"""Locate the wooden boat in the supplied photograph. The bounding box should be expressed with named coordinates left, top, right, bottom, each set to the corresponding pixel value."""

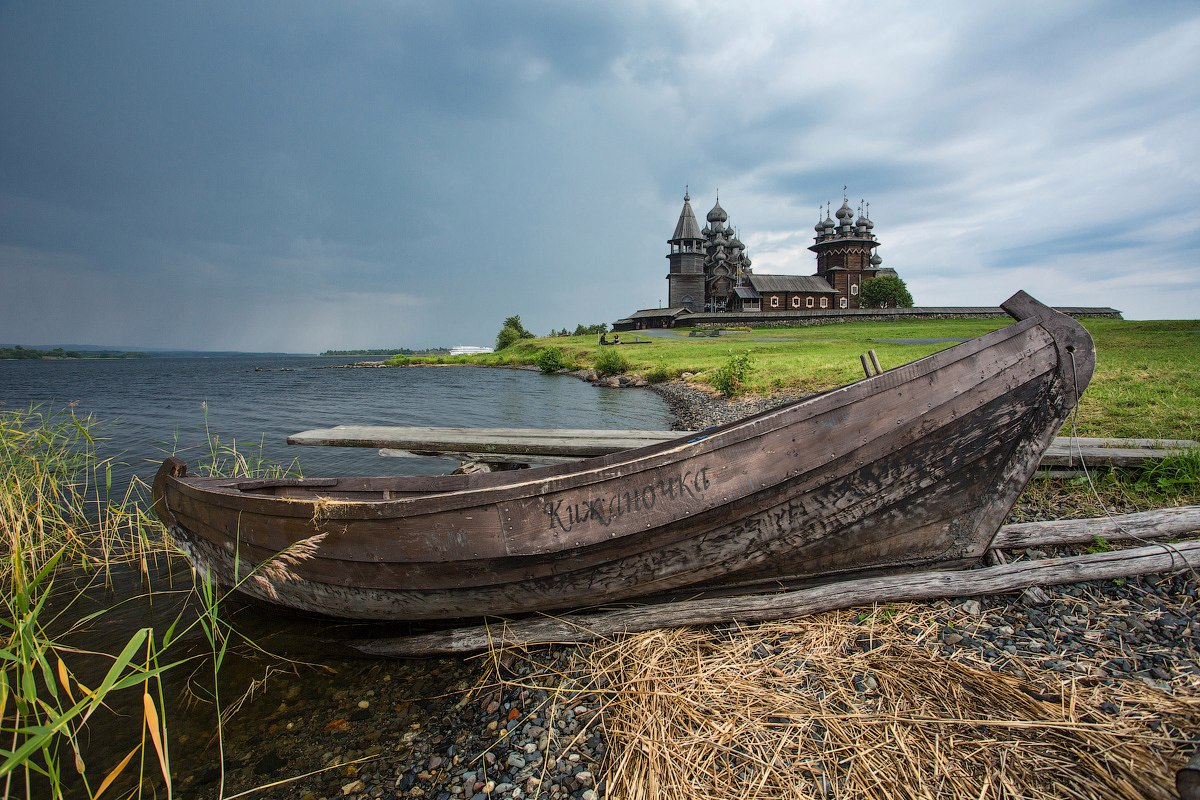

left=152, top=291, right=1095, bottom=621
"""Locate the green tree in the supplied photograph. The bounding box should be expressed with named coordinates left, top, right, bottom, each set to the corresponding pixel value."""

left=859, top=275, right=914, bottom=309
left=496, top=315, right=536, bottom=350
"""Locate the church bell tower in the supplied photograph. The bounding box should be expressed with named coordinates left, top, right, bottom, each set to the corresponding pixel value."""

left=666, top=190, right=706, bottom=311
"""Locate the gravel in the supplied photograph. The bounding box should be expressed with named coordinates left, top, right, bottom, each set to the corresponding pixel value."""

left=209, top=381, right=1197, bottom=800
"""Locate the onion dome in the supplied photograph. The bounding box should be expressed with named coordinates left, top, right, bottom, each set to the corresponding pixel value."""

left=714, top=249, right=727, bottom=262
left=856, top=212, right=869, bottom=228
left=822, top=213, right=836, bottom=230
left=701, top=226, right=711, bottom=236
left=707, top=200, right=728, bottom=224
left=870, top=253, right=883, bottom=266
left=814, top=216, right=825, bottom=232
left=731, top=235, right=745, bottom=250
left=864, top=216, right=875, bottom=230
left=836, top=200, right=854, bottom=222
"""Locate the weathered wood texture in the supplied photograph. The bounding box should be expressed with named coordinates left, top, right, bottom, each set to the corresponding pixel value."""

left=288, top=426, right=685, bottom=457
left=993, top=506, right=1200, bottom=549
left=351, top=538, right=1200, bottom=656
left=290, top=426, right=1195, bottom=469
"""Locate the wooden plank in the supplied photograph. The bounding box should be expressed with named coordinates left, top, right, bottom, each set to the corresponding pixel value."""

left=290, top=425, right=1196, bottom=467
left=349, top=538, right=1200, bottom=656
left=287, top=425, right=690, bottom=457
left=1040, top=443, right=1194, bottom=467
left=991, top=505, right=1200, bottom=549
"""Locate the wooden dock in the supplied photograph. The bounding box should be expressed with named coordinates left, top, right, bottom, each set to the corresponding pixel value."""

left=288, top=425, right=1197, bottom=469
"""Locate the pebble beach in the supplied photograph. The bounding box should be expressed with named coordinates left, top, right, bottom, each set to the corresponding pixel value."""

left=205, top=382, right=1199, bottom=800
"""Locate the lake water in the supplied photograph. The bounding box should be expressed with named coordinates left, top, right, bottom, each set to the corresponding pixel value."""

left=0, top=356, right=673, bottom=796
left=0, top=356, right=674, bottom=486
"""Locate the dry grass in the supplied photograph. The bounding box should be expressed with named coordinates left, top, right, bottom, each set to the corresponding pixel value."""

left=503, top=606, right=1198, bottom=800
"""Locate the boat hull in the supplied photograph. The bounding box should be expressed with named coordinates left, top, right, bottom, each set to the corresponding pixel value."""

left=153, top=292, right=1095, bottom=621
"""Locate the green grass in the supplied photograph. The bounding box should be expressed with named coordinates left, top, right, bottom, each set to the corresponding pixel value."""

left=1067, top=319, right=1200, bottom=442
left=432, top=317, right=1198, bottom=443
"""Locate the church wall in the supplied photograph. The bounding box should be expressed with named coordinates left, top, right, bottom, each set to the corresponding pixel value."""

left=669, top=274, right=706, bottom=311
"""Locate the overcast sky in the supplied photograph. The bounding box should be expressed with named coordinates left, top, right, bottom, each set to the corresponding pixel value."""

left=1, top=1, right=1197, bottom=352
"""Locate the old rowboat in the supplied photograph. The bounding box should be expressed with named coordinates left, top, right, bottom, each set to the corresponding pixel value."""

left=152, top=291, right=1095, bottom=621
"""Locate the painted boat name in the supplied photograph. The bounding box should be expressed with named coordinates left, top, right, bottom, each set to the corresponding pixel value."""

left=545, top=467, right=712, bottom=532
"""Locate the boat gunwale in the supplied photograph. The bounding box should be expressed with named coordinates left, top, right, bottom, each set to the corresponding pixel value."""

left=163, top=313, right=1051, bottom=522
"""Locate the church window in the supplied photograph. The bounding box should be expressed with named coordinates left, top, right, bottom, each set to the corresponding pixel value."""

left=770, top=296, right=780, bottom=308
left=791, top=296, right=801, bottom=308
left=806, top=297, right=814, bottom=309
left=840, top=297, right=848, bottom=309
left=851, top=283, right=859, bottom=296
left=820, top=297, right=829, bottom=309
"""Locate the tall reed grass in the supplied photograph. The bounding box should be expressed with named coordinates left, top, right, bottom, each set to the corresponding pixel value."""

left=1, top=405, right=324, bottom=798
left=0, top=406, right=177, bottom=797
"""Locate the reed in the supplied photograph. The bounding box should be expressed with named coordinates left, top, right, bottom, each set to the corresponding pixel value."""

left=0, top=406, right=177, bottom=798
left=0, top=405, right=324, bottom=798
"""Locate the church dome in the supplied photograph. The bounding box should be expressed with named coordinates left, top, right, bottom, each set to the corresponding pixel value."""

left=836, top=200, right=854, bottom=222
left=870, top=253, right=883, bottom=266
left=731, top=235, right=745, bottom=250
left=707, top=201, right=728, bottom=223
left=823, top=214, right=836, bottom=230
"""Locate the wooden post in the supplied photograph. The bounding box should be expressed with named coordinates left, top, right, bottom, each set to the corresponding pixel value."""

left=860, top=353, right=874, bottom=378
left=868, top=349, right=883, bottom=375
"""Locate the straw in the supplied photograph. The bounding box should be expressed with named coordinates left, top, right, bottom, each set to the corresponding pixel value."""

left=501, top=604, right=1198, bottom=799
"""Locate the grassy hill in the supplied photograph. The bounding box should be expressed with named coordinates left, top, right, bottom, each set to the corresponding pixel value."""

left=393, top=317, right=1200, bottom=443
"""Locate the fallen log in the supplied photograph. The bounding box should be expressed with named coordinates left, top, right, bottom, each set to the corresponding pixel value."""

left=991, top=505, right=1200, bottom=549
left=350, top=539, right=1200, bottom=657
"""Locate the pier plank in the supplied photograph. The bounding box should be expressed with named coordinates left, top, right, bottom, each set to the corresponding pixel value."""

left=288, top=425, right=1195, bottom=468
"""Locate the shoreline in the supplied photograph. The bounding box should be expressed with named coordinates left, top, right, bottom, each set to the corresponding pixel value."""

left=205, top=385, right=1199, bottom=800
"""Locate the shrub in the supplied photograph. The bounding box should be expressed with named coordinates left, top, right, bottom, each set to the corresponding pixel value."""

left=644, top=363, right=671, bottom=384
left=534, top=346, right=567, bottom=373
left=594, top=347, right=630, bottom=377
left=710, top=350, right=756, bottom=397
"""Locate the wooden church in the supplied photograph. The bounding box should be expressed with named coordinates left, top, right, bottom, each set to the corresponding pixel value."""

left=665, top=189, right=899, bottom=314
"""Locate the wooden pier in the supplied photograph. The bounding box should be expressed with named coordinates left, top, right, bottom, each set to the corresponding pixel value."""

left=288, top=425, right=1197, bottom=470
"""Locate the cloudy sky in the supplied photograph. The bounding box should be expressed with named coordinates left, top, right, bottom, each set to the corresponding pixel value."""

left=1, top=1, right=1197, bottom=352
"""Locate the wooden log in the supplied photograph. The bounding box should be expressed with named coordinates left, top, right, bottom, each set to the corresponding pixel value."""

left=992, top=506, right=1200, bottom=549
left=349, top=539, right=1200, bottom=657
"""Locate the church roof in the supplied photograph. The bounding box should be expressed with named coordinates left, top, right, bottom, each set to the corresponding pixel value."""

left=670, top=193, right=702, bottom=241
left=627, top=307, right=691, bottom=319
left=748, top=274, right=837, bottom=294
